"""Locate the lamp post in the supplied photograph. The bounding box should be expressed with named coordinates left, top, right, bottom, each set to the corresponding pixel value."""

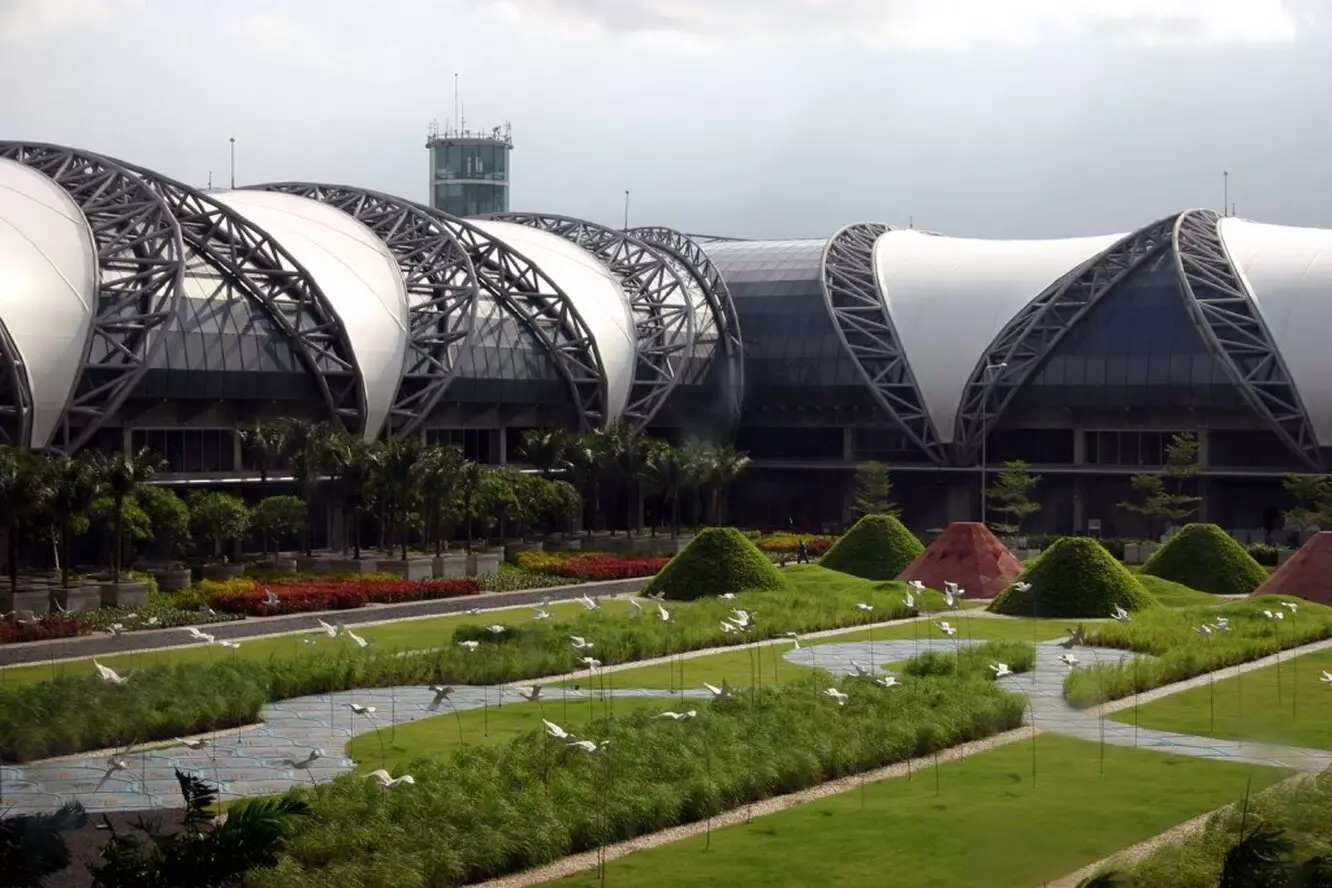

left=229, top=137, right=236, bottom=189
left=979, top=362, right=1007, bottom=525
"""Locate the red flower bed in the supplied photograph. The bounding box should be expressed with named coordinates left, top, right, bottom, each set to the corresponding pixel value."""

left=552, top=554, right=668, bottom=582
left=0, top=614, right=87, bottom=644
left=211, top=578, right=482, bottom=616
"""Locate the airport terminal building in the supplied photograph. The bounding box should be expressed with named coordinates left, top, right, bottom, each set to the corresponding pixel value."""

left=2, top=141, right=1329, bottom=536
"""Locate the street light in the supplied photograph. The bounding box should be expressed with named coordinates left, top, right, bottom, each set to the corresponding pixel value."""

left=979, top=362, right=1007, bottom=525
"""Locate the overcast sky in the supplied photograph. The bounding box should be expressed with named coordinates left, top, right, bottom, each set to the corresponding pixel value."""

left=3, top=0, right=1330, bottom=238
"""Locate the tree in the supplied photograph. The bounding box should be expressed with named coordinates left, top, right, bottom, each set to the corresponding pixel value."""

left=518, top=428, right=575, bottom=478
left=39, top=453, right=100, bottom=588
left=188, top=492, right=250, bottom=562
left=0, top=801, right=87, bottom=888
left=92, top=448, right=164, bottom=581
left=88, top=770, right=308, bottom=888
left=278, top=419, right=334, bottom=556
left=1281, top=473, right=1332, bottom=530
left=238, top=421, right=288, bottom=487
left=0, top=447, right=45, bottom=595
left=1120, top=431, right=1202, bottom=538
left=418, top=444, right=464, bottom=556
left=250, top=495, right=307, bottom=556
left=985, top=459, right=1042, bottom=536
left=322, top=432, right=379, bottom=560
left=475, top=468, right=519, bottom=541
left=456, top=459, right=485, bottom=550
left=852, top=461, right=898, bottom=519
left=644, top=442, right=690, bottom=538
left=699, top=443, right=750, bottom=526
left=378, top=435, right=423, bottom=559
left=544, top=479, right=582, bottom=535
left=135, top=486, right=191, bottom=563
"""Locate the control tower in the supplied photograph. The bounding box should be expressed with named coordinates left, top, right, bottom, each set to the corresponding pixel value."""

left=427, top=119, right=513, bottom=217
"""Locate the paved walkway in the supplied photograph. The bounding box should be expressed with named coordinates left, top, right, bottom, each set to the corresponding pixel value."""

left=4, top=637, right=1331, bottom=816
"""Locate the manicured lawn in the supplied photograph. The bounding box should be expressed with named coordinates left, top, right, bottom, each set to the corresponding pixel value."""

left=1112, top=647, right=1332, bottom=750
left=554, top=735, right=1290, bottom=888
left=1137, top=574, right=1230, bottom=609
left=346, top=695, right=668, bottom=774
left=0, top=600, right=629, bottom=687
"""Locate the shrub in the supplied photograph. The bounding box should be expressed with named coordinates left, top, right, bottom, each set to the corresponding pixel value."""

left=551, top=554, right=666, bottom=582
left=513, top=550, right=571, bottom=573
left=755, top=532, right=836, bottom=556
left=252, top=676, right=1025, bottom=888
left=818, top=514, right=924, bottom=581
left=990, top=537, right=1157, bottom=618
left=643, top=527, right=787, bottom=600
left=0, top=614, right=86, bottom=644
left=1140, top=523, right=1269, bottom=596
left=210, top=579, right=481, bottom=616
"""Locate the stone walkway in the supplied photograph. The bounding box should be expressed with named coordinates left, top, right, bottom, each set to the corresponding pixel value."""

left=4, top=636, right=1331, bottom=816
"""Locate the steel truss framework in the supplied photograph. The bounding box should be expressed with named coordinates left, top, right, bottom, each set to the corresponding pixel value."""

left=95, top=171, right=365, bottom=434
left=952, top=215, right=1179, bottom=466
left=0, top=318, right=31, bottom=447
left=820, top=222, right=949, bottom=464
left=1173, top=209, right=1322, bottom=469
left=630, top=224, right=745, bottom=432
left=0, top=142, right=185, bottom=452
left=484, top=213, right=695, bottom=430
left=256, top=183, right=481, bottom=436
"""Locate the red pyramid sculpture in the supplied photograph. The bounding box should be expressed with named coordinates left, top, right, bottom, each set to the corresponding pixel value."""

left=896, top=522, right=1024, bottom=599
left=1253, top=531, right=1332, bottom=605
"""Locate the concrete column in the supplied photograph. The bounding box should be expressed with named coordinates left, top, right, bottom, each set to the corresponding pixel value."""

left=947, top=481, right=973, bottom=523
left=497, top=426, right=508, bottom=465
left=1073, top=426, right=1087, bottom=465
left=1195, top=428, right=1210, bottom=468
left=842, top=426, right=854, bottom=462
left=1198, top=476, right=1213, bottom=523
left=1073, top=475, right=1086, bottom=532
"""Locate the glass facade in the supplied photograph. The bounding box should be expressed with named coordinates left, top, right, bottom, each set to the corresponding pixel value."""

left=130, top=428, right=236, bottom=473
left=429, top=138, right=510, bottom=217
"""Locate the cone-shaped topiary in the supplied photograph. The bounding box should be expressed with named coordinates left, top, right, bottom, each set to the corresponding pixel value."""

left=1140, top=523, right=1268, bottom=596
left=642, top=527, right=788, bottom=601
left=990, top=537, right=1157, bottom=617
left=819, top=514, right=925, bottom=581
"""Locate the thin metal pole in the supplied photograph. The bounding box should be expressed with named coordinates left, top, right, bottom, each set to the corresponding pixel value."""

left=623, top=190, right=630, bottom=230
left=229, top=137, right=236, bottom=189
left=1223, top=171, right=1229, bottom=217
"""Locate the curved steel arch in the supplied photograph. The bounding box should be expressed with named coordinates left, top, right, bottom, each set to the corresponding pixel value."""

left=951, top=214, right=1179, bottom=466
left=0, top=319, right=33, bottom=447
left=0, top=142, right=185, bottom=452
left=629, top=224, right=745, bottom=433
left=1173, top=209, right=1322, bottom=469
left=820, top=222, right=948, bottom=464
left=92, top=169, right=365, bottom=434
left=483, top=213, right=695, bottom=430
left=252, top=183, right=480, bottom=436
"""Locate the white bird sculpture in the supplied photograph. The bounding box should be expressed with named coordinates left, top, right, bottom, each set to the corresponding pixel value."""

left=262, top=588, right=280, bottom=608
left=657, top=603, right=671, bottom=622
left=703, top=682, right=732, bottom=699
left=720, top=592, right=737, bottom=600
left=731, top=609, right=752, bottom=629
left=427, top=685, right=454, bottom=711
left=466, top=607, right=481, bottom=615
left=176, top=737, right=209, bottom=750
left=875, top=675, right=901, bottom=689
left=935, top=621, right=958, bottom=637
left=317, top=619, right=340, bottom=638
left=1060, top=653, right=1079, bottom=668
left=783, top=631, right=800, bottom=648
left=543, top=719, right=573, bottom=739
left=185, top=627, right=216, bottom=644
left=910, top=580, right=926, bottom=594
left=347, top=702, right=376, bottom=716
left=1111, top=604, right=1131, bottom=624
left=850, top=660, right=873, bottom=677
left=855, top=602, right=874, bottom=613
left=825, top=687, right=849, bottom=706
left=627, top=599, right=643, bottom=619
left=578, top=594, right=599, bottom=611
left=720, top=620, right=738, bottom=634
left=216, top=639, right=241, bottom=650
left=943, top=582, right=961, bottom=610
left=94, top=660, right=130, bottom=685
left=301, top=638, right=317, bottom=646
left=1320, top=670, right=1332, bottom=685
left=280, top=748, right=324, bottom=770
left=458, top=640, right=480, bottom=651
left=569, top=739, right=610, bottom=755
left=570, top=636, right=594, bottom=650
left=486, top=624, right=508, bottom=636
left=94, top=754, right=129, bottom=791
left=1195, top=624, right=1213, bottom=637
left=577, top=656, right=602, bottom=670
left=105, top=624, right=125, bottom=637
left=365, top=768, right=415, bottom=788
left=516, top=685, right=543, bottom=702
left=1281, top=601, right=1300, bottom=614
left=1014, top=581, right=1032, bottom=593
left=144, top=616, right=159, bottom=627
left=990, top=663, right=1013, bottom=678
left=346, top=628, right=371, bottom=648
left=656, top=710, right=697, bottom=721
left=532, top=608, right=551, bottom=621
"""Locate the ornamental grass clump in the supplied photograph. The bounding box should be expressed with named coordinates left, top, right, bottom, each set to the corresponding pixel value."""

left=818, top=514, right=924, bottom=581
left=1140, top=522, right=1269, bottom=597
left=252, top=668, right=1025, bottom=888
left=990, top=537, right=1157, bottom=618
left=1062, top=595, right=1332, bottom=709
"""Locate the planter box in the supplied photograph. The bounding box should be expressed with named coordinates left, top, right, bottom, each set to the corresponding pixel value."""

left=151, top=568, right=193, bottom=592
left=504, top=539, right=544, bottom=563
left=327, top=558, right=383, bottom=575
left=99, top=581, right=150, bottom=609
left=599, top=535, right=655, bottom=554
left=50, top=584, right=102, bottom=614
left=377, top=557, right=435, bottom=581
left=433, top=553, right=470, bottom=579
left=0, top=588, right=50, bottom=617
left=201, top=563, right=246, bottom=582
left=544, top=535, right=582, bottom=551
left=1123, top=542, right=1142, bottom=565
left=466, top=552, right=501, bottom=577
left=295, top=555, right=336, bottom=574
left=247, top=558, right=298, bottom=575
left=1140, top=542, right=1161, bottom=561
left=642, top=536, right=691, bottom=556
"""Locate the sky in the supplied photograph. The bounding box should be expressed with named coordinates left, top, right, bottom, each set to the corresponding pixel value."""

left=2, top=0, right=1331, bottom=239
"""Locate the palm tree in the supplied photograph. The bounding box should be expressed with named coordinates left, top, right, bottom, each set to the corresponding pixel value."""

left=278, top=419, right=334, bottom=556
left=0, top=446, right=45, bottom=596
left=456, top=459, right=485, bottom=550
left=578, top=427, right=621, bottom=534
left=681, top=439, right=710, bottom=531
left=643, top=441, right=689, bottom=538
left=323, top=432, right=380, bottom=560
left=379, top=435, right=423, bottom=559
left=91, top=448, right=163, bottom=581
left=700, top=443, right=750, bottom=526
left=609, top=424, right=651, bottom=536
left=237, top=420, right=289, bottom=487
left=41, top=453, right=101, bottom=588
left=418, top=444, right=463, bottom=556
left=518, top=428, right=574, bottom=479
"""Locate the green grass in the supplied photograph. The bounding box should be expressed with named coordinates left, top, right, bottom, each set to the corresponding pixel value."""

left=1111, top=647, right=1332, bottom=750
left=1138, top=574, right=1230, bottom=608
left=0, top=600, right=619, bottom=688
left=551, top=736, right=1290, bottom=888
left=347, top=696, right=670, bottom=774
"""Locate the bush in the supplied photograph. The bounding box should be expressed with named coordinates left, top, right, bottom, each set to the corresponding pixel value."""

left=209, top=579, right=481, bottom=616
left=1140, top=523, right=1269, bottom=596
left=551, top=554, right=666, bottom=582
left=0, top=614, right=86, bottom=644
left=755, top=532, right=836, bottom=556
left=252, top=675, right=1025, bottom=888
left=818, top=514, right=924, bottom=581
left=1245, top=542, right=1282, bottom=567
left=642, top=527, right=787, bottom=600
left=990, top=537, right=1157, bottom=618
